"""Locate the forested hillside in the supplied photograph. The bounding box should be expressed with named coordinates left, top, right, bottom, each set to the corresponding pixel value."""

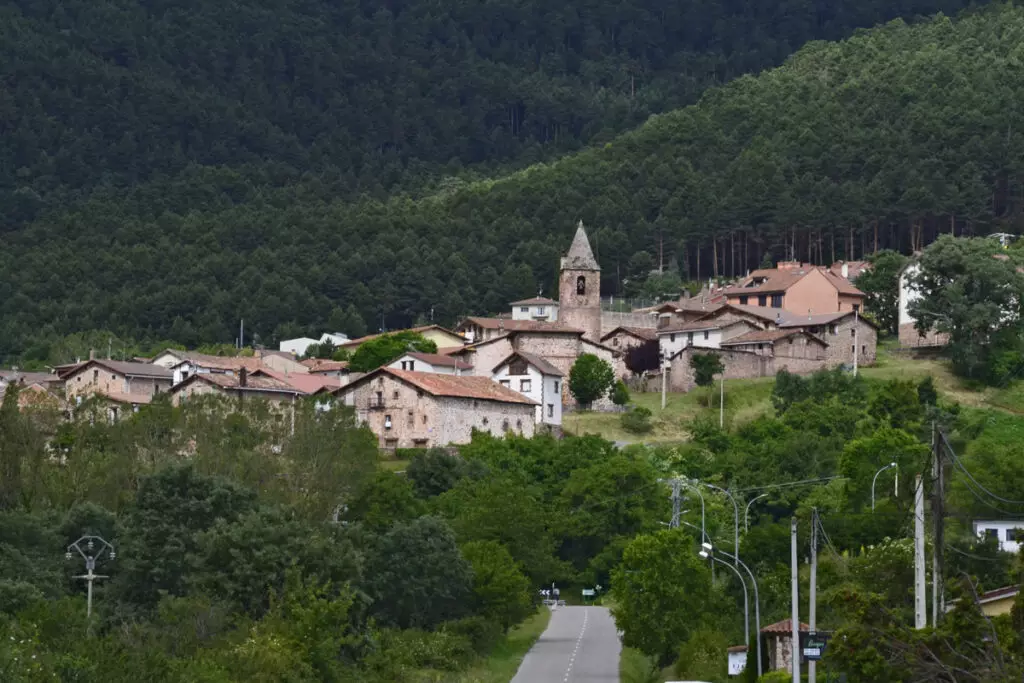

left=6, top=2, right=1024, bottom=361
left=0, top=0, right=974, bottom=225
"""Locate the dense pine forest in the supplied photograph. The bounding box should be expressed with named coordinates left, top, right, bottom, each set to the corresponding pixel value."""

left=3, top=0, right=1021, bottom=360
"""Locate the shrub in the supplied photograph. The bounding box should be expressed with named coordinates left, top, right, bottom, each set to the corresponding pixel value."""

left=621, top=407, right=653, bottom=435
left=611, top=380, right=631, bottom=406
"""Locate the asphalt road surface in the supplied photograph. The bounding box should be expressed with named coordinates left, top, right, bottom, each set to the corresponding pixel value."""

left=511, top=606, right=621, bottom=683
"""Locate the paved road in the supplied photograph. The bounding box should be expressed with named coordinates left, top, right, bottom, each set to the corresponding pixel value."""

left=512, top=606, right=621, bottom=683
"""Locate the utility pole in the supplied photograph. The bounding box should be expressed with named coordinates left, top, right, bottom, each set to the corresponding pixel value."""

left=932, top=423, right=944, bottom=625
left=661, top=355, right=668, bottom=410
left=914, top=473, right=927, bottom=629
left=809, top=510, right=818, bottom=683
left=66, top=535, right=116, bottom=623
left=852, top=309, right=859, bottom=376
left=790, top=517, right=800, bottom=683
left=239, top=319, right=244, bottom=349
left=668, top=478, right=682, bottom=529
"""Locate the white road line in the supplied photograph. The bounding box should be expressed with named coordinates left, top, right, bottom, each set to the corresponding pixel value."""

left=562, top=609, right=589, bottom=682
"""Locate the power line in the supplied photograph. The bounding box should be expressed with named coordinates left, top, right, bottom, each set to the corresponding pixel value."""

left=940, top=431, right=1024, bottom=506
left=734, top=476, right=846, bottom=493
left=945, top=544, right=1008, bottom=563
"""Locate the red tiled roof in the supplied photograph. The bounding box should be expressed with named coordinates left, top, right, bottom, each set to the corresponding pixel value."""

left=65, top=359, right=173, bottom=380
left=435, top=346, right=466, bottom=356
left=252, top=368, right=341, bottom=394
left=169, top=352, right=263, bottom=372
left=102, top=392, right=155, bottom=405
left=721, top=329, right=826, bottom=346
left=301, top=359, right=350, bottom=373
left=402, top=352, right=473, bottom=370
left=822, top=269, right=866, bottom=297
left=761, top=619, right=809, bottom=634
left=510, top=296, right=558, bottom=306
left=601, top=326, right=658, bottom=342
left=980, top=585, right=1020, bottom=602
left=350, top=368, right=537, bottom=405
left=175, top=372, right=301, bottom=395
left=493, top=351, right=564, bottom=377
left=723, top=268, right=810, bottom=296
left=829, top=261, right=871, bottom=280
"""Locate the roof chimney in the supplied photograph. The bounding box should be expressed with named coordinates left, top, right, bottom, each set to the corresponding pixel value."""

left=239, top=367, right=248, bottom=387
left=89, top=348, right=96, bottom=361
left=841, top=263, right=849, bottom=279
left=808, top=309, right=812, bottom=321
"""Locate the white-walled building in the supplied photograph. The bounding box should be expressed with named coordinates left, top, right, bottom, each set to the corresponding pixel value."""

left=491, top=351, right=563, bottom=430
left=510, top=297, right=559, bottom=322
left=278, top=333, right=350, bottom=357
left=657, top=319, right=759, bottom=359
left=974, top=520, right=1024, bottom=553
left=897, top=260, right=950, bottom=348
left=389, top=352, right=473, bottom=375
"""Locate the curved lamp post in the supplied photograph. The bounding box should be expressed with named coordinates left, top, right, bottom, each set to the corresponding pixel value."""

left=699, top=544, right=749, bottom=648
left=683, top=481, right=707, bottom=543
left=745, top=492, right=769, bottom=532
left=707, top=483, right=739, bottom=565
left=871, top=462, right=898, bottom=511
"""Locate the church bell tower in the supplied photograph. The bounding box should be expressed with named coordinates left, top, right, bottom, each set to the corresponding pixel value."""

left=558, top=221, right=602, bottom=341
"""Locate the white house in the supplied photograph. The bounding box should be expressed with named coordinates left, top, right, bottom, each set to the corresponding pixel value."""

left=973, top=520, right=1024, bottom=553
left=657, top=319, right=759, bottom=359
left=510, top=297, right=559, bottom=322
left=279, top=337, right=320, bottom=357
left=389, top=352, right=473, bottom=375
left=168, top=354, right=262, bottom=385
left=320, top=332, right=350, bottom=346
left=491, top=351, right=563, bottom=430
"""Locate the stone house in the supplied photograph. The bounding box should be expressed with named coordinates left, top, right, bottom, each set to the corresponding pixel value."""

left=256, top=350, right=310, bottom=375
left=168, top=352, right=264, bottom=385
left=389, top=352, right=474, bottom=375
left=600, top=326, right=657, bottom=352
left=723, top=262, right=865, bottom=315
left=511, top=296, right=559, bottom=322
left=778, top=311, right=877, bottom=368
left=63, top=359, right=173, bottom=407
left=720, top=329, right=828, bottom=376
left=338, top=325, right=467, bottom=355
left=667, top=346, right=775, bottom=392
left=492, top=351, right=563, bottom=431
left=657, top=319, right=761, bottom=359
left=761, top=619, right=808, bottom=672
left=335, top=367, right=537, bottom=449
left=170, top=369, right=304, bottom=407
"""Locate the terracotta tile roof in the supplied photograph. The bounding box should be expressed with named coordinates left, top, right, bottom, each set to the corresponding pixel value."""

left=300, top=359, right=350, bottom=373
left=252, top=368, right=341, bottom=394
left=435, top=346, right=466, bottom=356
left=658, top=318, right=741, bottom=334
left=338, top=325, right=466, bottom=349
left=0, top=370, right=60, bottom=385
left=720, top=304, right=788, bottom=322
left=169, top=352, right=263, bottom=372
left=722, top=268, right=809, bottom=296
left=69, top=359, right=173, bottom=380
left=727, top=645, right=749, bottom=653
left=459, top=317, right=584, bottom=334
left=403, top=352, right=473, bottom=370
left=678, top=299, right=726, bottom=313
left=493, top=351, right=565, bottom=377
left=510, top=296, right=559, bottom=306
left=103, top=392, right=155, bottom=405
left=360, top=368, right=537, bottom=405
left=822, top=269, right=866, bottom=297
left=721, top=329, right=827, bottom=346
left=601, top=326, right=658, bottom=342
left=980, top=585, right=1020, bottom=603
left=761, top=619, right=809, bottom=634
left=829, top=260, right=871, bottom=280
left=176, top=372, right=301, bottom=394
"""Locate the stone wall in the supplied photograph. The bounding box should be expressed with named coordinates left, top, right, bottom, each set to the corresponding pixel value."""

left=66, top=365, right=172, bottom=400
left=600, top=311, right=659, bottom=336
left=898, top=323, right=949, bottom=348
left=668, top=348, right=773, bottom=393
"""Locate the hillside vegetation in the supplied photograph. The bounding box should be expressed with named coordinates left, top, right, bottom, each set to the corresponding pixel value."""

left=6, top=2, right=1024, bottom=360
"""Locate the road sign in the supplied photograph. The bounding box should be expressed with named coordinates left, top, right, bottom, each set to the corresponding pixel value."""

left=800, top=631, right=832, bottom=661
left=582, top=589, right=595, bottom=597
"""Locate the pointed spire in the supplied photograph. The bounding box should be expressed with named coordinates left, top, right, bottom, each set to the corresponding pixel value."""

left=561, top=220, right=600, bottom=271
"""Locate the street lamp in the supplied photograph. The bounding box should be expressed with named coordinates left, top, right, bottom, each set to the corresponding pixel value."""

left=698, top=546, right=749, bottom=649
left=683, top=481, right=708, bottom=544
left=707, top=483, right=739, bottom=566
left=715, top=545, right=762, bottom=679
left=871, top=462, right=898, bottom=511
left=65, top=535, right=115, bottom=620
left=744, top=493, right=769, bottom=532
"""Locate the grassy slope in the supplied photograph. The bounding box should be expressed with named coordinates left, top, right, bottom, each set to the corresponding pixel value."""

left=567, top=345, right=1024, bottom=442
left=443, top=609, right=551, bottom=683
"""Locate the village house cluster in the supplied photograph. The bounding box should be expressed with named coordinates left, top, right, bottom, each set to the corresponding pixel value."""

left=3, top=222, right=955, bottom=451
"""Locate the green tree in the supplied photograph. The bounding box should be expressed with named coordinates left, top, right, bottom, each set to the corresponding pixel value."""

left=406, top=449, right=482, bottom=499
left=460, top=541, right=532, bottom=632
left=611, top=530, right=720, bottom=667
left=568, top=354, right=615, bottom=409
left=909, top=235, right=1024, bottom=381
left=689, top=352, right=724, bottom=407
left=366, top=516, right=472, bottom=630
left=610, top=380, right=631, bottom=406
left=346, top=471, right=426, bottom=531
left=855, top=250, right=908, bottom=334
left=348, top=332, right=438, bottom=372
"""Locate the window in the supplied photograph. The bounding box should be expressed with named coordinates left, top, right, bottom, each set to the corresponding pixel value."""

left=985, top=528, right=999, bottom=540
left=739, top=295, right=748, bottom=305
left=407, top=410, right=414, bottom=426
left=502, top=419, right=510, bottom=432
left=535, top=307, right=545, bottom=316
left=576, top=276, right=586, bottom=295
left=1008, top=529, right=1020, bottom=541
left=670, top=333, right=676, bottom=343
left=851, top=345, right=855, bottom=354
left=384, top=415, right=393, bottom=430
left=850, top=329, right=856, bottom=338
left=853, top=304, right=861, bottom=313
left=482, top=417, right=489, bottom=425
left=422, top=414, right=428, bottom=425
left=830, top=324, right=838, bottom=335
left=93, top=370, right=99, bottom=381
left=520, top=379, right=532, bottom=393
left=500, top=379, right=511, bottom=388
left=613, top=338, right=620, bottom=347
left=687, top=332, right=694, bottom=344
left=393, top=390, right=400, bottom=399
left=520, top=306, right=529, bottom=313
left=400, top=360, right=415, bottom=371
left=516, top=419, right=523, bottom=431
left=554, top=381, right=560, bottom=393
left=703, top=330, right=709, bottom=340
left=861, top=345, right=866, bottom=355
left=770, top=294, right=783, bottom=308
left=758, top=295, right=767, bottom=306
left=547, top=404, right=554, bottom=418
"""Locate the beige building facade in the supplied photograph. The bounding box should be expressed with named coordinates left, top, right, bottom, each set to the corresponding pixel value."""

left=63, top=360, right=173, bottom=405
